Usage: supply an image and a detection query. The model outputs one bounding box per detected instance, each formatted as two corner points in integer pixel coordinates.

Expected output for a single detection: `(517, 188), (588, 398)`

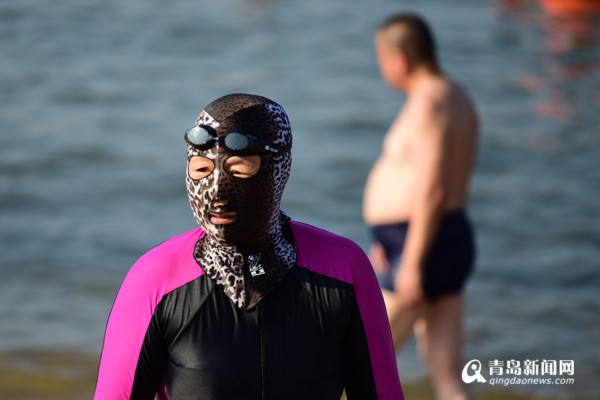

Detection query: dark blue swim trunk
(371, 210), (475, 301)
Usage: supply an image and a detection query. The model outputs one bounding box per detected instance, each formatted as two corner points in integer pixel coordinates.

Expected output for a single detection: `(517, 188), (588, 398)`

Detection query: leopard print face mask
(186, 93), (296, 309)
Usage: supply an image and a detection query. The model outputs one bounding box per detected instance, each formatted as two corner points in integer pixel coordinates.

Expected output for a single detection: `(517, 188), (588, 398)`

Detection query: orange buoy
(539, 0), (600, 15)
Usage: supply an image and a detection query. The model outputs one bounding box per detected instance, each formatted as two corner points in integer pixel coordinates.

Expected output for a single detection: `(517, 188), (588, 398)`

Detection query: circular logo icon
(462, 359), (487, 383)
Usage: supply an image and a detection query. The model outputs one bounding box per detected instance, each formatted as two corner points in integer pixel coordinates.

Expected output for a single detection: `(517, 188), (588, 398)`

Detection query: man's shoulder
(411, 77), (453, 108)
(290, 220), (370, 283)
(127, 227), (205, 282)
(290, 221), (359, 250)
(407, 77), (476, 131)
(139, 227), (204, 261)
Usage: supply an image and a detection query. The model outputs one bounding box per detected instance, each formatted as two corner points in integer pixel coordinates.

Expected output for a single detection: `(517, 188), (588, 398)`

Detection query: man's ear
(394, 50), (410, 76)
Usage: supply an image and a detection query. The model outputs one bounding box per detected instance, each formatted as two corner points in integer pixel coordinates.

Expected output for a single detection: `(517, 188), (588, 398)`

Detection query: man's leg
(382, 289), (425, 351)
(414, 294), (474, 400)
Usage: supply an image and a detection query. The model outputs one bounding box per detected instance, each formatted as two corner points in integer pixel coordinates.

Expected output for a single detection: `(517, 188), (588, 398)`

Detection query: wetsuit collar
(194, 211), (296, 309)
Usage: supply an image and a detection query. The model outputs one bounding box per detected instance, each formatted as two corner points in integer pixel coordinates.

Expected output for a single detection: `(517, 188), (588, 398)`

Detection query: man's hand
(369, 242), (390, 273)
(395, 263), (424, 308)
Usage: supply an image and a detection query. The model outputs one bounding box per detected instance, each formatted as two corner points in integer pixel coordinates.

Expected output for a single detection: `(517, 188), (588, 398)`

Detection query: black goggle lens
(185, 126), (216, 149)
(224, 133), (251, 152)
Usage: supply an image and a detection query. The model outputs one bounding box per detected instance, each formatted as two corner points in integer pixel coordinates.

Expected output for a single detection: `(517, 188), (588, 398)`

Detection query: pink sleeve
(291, 222), (404, 399)
(95, 229), (204, 399)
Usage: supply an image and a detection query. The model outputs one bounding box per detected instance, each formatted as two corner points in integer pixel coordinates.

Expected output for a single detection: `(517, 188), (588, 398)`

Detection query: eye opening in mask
(188, 155), (262, 180)
(184, 125), (291, 156)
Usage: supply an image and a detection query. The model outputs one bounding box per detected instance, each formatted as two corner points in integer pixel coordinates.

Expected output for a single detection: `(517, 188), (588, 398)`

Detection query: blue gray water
(1, 0), (599, 397)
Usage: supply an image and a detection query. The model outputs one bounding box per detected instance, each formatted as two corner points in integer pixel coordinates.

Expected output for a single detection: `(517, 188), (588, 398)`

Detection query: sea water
(1, 0), (598, 397)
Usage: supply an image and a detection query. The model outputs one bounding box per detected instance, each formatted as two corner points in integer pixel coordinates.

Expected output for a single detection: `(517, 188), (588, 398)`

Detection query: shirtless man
(363, 14), (479, 400)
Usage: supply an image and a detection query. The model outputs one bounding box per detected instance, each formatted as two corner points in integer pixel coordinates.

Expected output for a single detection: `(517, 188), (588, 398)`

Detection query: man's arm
(369, 241), (390, 272)
(395, 95), (449, 306)
(95, 263), (168, 399)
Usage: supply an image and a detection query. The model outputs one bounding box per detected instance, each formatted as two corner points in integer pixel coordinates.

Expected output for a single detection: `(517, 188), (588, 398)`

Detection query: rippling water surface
(1, 0), (599, 397)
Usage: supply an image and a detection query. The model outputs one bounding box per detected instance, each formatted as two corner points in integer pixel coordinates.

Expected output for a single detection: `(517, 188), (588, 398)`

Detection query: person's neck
(206, 211), (286, 254)
(206, 232), (273, 255)
(403, 65), (443, 95)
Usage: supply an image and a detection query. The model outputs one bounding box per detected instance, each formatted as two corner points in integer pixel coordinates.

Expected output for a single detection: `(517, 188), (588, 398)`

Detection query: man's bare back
(364, 76), (478, 226)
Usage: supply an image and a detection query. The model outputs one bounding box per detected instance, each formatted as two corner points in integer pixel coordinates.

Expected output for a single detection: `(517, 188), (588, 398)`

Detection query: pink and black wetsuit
(95, 221), (404, 400)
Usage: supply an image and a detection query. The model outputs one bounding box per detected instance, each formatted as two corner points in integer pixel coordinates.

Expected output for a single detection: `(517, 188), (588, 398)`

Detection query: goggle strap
(185, 126), (291, 154)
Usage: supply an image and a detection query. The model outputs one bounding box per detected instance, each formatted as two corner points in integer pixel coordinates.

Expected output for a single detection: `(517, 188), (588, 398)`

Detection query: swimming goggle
(184, 125), (291, 156)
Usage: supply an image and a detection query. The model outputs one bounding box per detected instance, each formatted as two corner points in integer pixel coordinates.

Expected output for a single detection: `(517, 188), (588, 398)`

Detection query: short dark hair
(378, 13), (438, 67)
